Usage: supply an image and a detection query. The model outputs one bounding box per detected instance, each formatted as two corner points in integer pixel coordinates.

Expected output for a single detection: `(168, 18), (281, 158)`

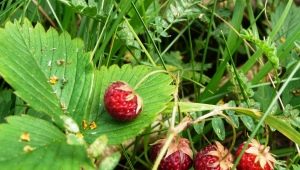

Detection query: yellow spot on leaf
(23, 145), (35, 152)
(89, 121), (97, 130)
(76, 133), (84, 139)
(49, 75), (58, 85)
(60, 102), (67, 111)
(292, 89), (300, 96)
(56, 59), (65, 65)
(280, 37), (286, 43)
(82, 120), (88, 130)
(20, 132), (30, 142)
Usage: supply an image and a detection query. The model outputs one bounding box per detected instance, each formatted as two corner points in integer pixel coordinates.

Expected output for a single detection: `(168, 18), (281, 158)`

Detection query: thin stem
(199, 0), (217, 90)
(45, 0), (63, 31)
(170, 74), (180, 129)
(161, 20), (194, 57)
(92, 6), (113, 60)
(123, 16), (156, 66)
(131, 2), (167, 70)
(32, 0), (56, 27)
(152, 133), (175, 170)
(106, 29), (117, 66)
(134, 70), (168, 90)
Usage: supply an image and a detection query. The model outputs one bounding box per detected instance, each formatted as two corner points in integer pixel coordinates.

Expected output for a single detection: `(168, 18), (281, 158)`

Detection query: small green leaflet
(212, 117), (225, 140)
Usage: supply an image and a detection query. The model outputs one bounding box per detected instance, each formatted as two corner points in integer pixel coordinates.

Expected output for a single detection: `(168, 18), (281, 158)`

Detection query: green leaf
(230, 107), (300, 145)
(0, 19), (94, 124)
(240, 115), (255, 131)
(173, 102), (300, 145)
(191, 112), (205, 134)
(58, 0), (113, 20)
(292, 164), (300, 170)
(0, 115), (93, 169)
(271, 2), (300, 44)
(253, 85), (277, 112)
(282, 70), (300, 107)
(264, 115), (300, 146)
(212, 117), (225, 140)
(0, 89), (13, 122)
(84, 65), (175, 145)
(281, 105), (300, 129)
(225, 101), (239, 128)
(164, 0), (203, 23)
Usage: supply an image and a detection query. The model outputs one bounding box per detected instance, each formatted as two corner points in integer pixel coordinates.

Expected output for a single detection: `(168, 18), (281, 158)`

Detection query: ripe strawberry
(104, 81), (142, 121)
(236, 139), (276, 170)
(150, 137), (193, 170)
(194, 141), (233, 170)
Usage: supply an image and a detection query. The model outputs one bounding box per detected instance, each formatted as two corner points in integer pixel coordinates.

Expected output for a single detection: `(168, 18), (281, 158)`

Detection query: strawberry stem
(152, 133), (175, 170)
(134, 70), (169, 90)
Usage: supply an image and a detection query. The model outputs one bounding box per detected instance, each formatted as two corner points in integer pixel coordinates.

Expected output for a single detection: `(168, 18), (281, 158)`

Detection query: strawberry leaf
(0, 115), (93, 169)
(84, 65), (175, 145)
(0, 19), (94, 124)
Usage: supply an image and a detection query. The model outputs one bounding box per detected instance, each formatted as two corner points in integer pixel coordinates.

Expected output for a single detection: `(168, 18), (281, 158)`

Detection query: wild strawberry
(236, 139), (276, 170)
(104, 81), (142, 121)
(150, 137), (193, 170)
(194, 141), (233, 170)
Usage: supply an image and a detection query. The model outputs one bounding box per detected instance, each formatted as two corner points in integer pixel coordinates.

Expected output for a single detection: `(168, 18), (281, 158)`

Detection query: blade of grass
(131, 2), (166, 70)
(46, 0), (63, 31)
(199, 0), (217, 96)
(221, 31), (250, 106)
(199, 0), (246, 101)
(242, 0), (294, 83)
(188, 20), (198, 99)
(97, 1), (132, 66)
(91, 6), (113, 60)
(161, 20), (194, 57)
(121, 145), (135, 170)
(123, 16), (156, 66)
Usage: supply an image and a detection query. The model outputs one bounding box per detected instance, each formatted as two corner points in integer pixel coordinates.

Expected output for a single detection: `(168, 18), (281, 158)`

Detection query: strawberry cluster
(103, 82), (276, 170)
(151, 138), (276, 170)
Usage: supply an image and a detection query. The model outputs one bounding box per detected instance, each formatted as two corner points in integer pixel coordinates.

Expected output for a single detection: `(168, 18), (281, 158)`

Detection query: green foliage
(225, 101), (239, 128)
(0, 89), (14, 122)
(271, 2), (300, 46)
(84, 65), (174, 145)
(282, 70), (300, 108)
(0, 115), (93, 169)
(0, 19), (94, 125)
(163, 0), (203, 23)
(227, 64), (254, 99)
(192, 112), (204, 134)
(241, 29), (279, 69)
(211, 117), (225, 140)
(58, 0), (113, 20)
(253, 86), (277, 112)
(281, 105), (300, 129)
(0, 19), (175, 168)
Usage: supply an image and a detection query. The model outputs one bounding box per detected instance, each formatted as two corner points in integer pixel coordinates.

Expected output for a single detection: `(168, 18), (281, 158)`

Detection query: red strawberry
(150, 137), (193, 170)
(194, 141), (233, 170)
(236, 139), (276, 170)
(104, 81), (142, 121)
